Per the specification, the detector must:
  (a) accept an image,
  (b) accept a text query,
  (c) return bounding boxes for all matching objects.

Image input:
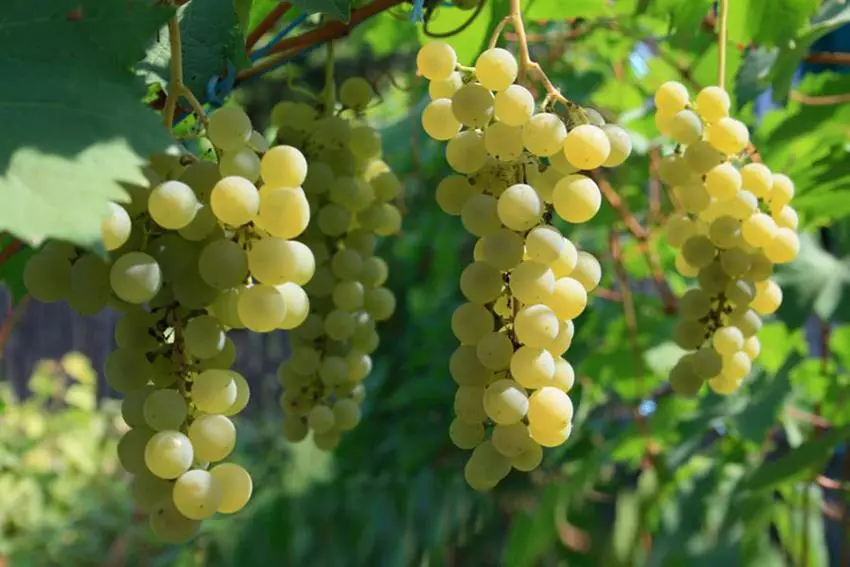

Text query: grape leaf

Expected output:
[774,233,850,328]
[741,424,850,492]
[234,0,254,34]
[0,0,174,247]
[140,0,252,99]
[734,47,777,107]
[524,0,612,19]
[290,0,351,22]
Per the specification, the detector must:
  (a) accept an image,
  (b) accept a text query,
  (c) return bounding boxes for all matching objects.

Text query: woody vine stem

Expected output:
[487,0,588,121]
[163,13,209,133]
[717,0,729,89]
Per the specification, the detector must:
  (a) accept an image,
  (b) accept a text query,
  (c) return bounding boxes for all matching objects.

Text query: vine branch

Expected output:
[0,239,24,267]
[238,0,406,83]
[246,2,292,50]
[717,0,729,89]
[590,172,677,314]
[163,15,208,132]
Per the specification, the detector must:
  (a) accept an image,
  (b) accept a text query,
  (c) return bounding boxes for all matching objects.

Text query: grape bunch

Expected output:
[22,105,317,542]
[417,41,622,490]
[654,82,800,396]
[270,81,401,450]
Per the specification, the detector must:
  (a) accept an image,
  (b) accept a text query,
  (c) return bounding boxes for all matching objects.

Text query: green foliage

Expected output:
[0,355,132,564]
[290,0,352,22]
[0,0,174,248]
[140,0,252,97]
[3,0,850,565]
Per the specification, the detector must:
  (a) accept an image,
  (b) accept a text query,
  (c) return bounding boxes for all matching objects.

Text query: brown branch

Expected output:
[246,2,291,50]
[648,149,663,225]
[790,91,850,106]
[0,296,29,360]
[609,232,642,369]
[239,0,406,82]
[590,172,678,314]
[805,51,850,66]
[0,239,23,266]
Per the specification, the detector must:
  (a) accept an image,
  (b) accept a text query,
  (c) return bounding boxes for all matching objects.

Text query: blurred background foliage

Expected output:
[2,0,850,565]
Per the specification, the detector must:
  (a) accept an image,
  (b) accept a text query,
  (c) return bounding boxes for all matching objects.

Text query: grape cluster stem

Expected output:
[163,15,209,133]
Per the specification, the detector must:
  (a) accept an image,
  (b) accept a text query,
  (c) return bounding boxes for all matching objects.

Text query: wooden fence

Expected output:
[0,291,290,413]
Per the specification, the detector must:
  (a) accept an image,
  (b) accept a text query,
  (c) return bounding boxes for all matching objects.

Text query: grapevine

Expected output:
[274,48,401,449]
[417,0,631,490]
[22,104,325,540]
[655,0,801,397]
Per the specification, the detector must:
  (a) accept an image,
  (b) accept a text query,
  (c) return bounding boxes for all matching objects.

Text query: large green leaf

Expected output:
[731,354,799,444]
[0,0,174,247]
[290,0,351,22]
[727,0,819,47]
[140,0,251,98]
[523,0,613,19]
[741,424,850,492]
[768,0,850,101]
[774,233,850,328]
[503,484,562,567]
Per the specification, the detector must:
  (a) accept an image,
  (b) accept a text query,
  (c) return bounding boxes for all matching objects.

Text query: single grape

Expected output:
[429,71,463,99]
[261,145,308,188]
[422,98,461,141]
[207,106,252,151]
[144,430,193,479]
[552,174,601,223]
[483,379,529,425]
[494,84,535,126]
[668,110,703,145]
[707,117,749,155]
[563,124,611,170]
[210,176,259,227]
[602,124,631,167]
[339,77,373,110]
[110,252,162,304]
[497,183,542,231]
[484,121,524,162]
[446,130,488,174]
[451,83,495,128]
[173,469,223,520]
[475,47,517,91]
[655,81,689,114]
[188,414,236,462]
[417,41,457,81]
[695,86,730,123]
[102,202,132,251]
[522,113,567,157]
[219,147,261,182]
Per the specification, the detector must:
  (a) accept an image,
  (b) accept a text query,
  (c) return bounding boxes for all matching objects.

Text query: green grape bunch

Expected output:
[270,79,401,452]
[417,41,621,490]
[654,81,799,396]
[22,105,319,543]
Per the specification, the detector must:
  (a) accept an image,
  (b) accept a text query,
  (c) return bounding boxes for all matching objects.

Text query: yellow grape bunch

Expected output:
[22,105,318,543]
[417,41,621,490]
[654,81,800,396]
[270,79,401,451]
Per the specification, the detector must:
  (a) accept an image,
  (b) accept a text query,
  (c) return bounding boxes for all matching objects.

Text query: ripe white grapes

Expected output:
[23,105,324,542]
[418,41,623,490]
[655,81,799,396]
[273,80,400,451]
